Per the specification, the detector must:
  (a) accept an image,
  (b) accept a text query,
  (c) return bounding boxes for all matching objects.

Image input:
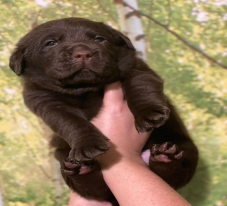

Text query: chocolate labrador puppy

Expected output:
[9,18,198,201]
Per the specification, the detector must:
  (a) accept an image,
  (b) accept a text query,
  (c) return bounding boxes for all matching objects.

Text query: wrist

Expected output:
[96,143,145,170]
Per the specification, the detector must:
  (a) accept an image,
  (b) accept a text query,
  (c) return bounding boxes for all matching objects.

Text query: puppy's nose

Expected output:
[73,47,93,61]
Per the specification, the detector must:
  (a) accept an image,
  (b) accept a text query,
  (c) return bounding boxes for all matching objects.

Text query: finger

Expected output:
[103,81,124,106]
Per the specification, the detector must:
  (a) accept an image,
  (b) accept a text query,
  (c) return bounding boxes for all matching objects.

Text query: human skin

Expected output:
[68,82,191,206]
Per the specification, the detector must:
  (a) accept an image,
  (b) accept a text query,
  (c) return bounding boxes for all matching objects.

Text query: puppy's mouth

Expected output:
[55,80,100,90]
[54,67,120,89]
[60,70,99,85]
[62,82,99,89]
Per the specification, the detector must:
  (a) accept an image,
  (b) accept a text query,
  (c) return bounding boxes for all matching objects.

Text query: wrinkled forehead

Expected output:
[25,18,113,43]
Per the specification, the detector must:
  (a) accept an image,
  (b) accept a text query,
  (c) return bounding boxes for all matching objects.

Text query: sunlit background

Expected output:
[0,0,227,205]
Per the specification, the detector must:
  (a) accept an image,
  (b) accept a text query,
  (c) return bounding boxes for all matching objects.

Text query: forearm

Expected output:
[101,155,191,206]
[92,82,191,205]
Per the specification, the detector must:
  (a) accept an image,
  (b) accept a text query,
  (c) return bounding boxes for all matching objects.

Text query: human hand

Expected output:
[69,82,191,206]
[68,191,112,206]
[68,82,150,206]
[91,82,151,166]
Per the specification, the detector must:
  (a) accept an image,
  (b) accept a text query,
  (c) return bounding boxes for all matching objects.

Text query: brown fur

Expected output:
[9,18,198,202]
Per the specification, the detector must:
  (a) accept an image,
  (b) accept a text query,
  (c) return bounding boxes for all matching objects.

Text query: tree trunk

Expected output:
[0,175,4,206]
[39,120,65,204]
[0,192,3,206]
[114,0,146,60]
[49,147,65,203]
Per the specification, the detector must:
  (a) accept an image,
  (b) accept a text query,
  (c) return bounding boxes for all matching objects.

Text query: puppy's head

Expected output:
[9,18,135,94]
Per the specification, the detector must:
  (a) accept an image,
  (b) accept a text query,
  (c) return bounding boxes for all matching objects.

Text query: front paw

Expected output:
[135,106,170,132]
[62,159,96,176]
[69,135,110,162]
[151,142,184,163]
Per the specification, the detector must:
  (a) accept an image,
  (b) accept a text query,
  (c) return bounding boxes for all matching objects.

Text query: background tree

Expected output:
[114,0,146,60]
[0,0,227,206]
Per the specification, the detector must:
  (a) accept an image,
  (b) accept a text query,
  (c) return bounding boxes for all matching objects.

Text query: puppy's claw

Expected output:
[165,144,177,154]
[79,166,93,175]
[175,151,184,160]
[135,107,170,132]
[150,142,184,163]
[69,135,110,162]
[63,159,95,176]
[64,161,80,169]
[151,144,159,154]
[159,142,168,152]
[62,169,75,176]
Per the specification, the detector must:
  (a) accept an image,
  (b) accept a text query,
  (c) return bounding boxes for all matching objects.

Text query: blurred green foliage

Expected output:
[0,0,227,205]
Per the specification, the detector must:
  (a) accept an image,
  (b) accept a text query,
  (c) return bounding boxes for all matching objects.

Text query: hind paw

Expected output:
[151,142,184,163]
[62,159,95,175]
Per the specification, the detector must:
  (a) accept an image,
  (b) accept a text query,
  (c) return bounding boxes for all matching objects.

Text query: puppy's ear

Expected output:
[115,29,135,50]
[104,25,135,50]
[9,48,26,76]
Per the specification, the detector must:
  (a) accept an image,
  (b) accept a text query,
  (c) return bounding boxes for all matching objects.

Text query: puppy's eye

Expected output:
[44,40,58,47]
[94,36,106,43]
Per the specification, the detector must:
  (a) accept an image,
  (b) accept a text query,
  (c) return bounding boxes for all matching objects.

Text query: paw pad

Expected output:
[62,159,95,175]
[151,142,184,163]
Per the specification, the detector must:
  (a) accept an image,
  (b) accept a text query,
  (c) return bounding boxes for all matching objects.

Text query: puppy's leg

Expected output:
[52,118,110,163]
[24,89,109,162]
[144,102,198,189]
[122,67,169,132]
[146,140,198,189]
[51,134,96,175]
[52,135,112,199]
[55,148,112,199]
